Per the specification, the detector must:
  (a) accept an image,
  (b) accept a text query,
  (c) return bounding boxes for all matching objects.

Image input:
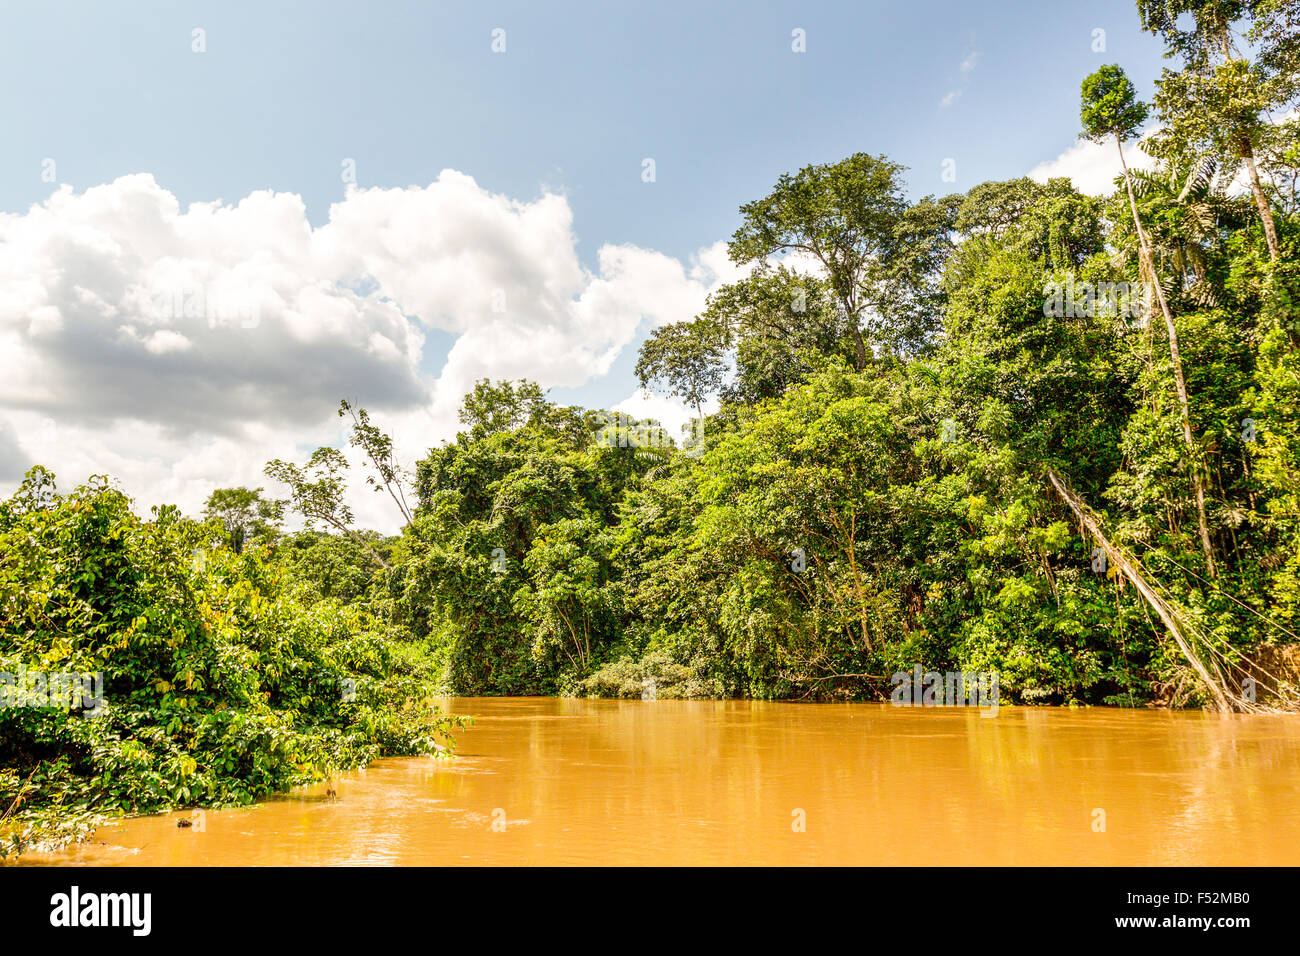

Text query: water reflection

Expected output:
[17,699,1300,866]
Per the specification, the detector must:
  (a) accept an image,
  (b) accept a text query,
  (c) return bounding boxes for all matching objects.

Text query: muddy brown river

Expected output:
[17,697,1300,865]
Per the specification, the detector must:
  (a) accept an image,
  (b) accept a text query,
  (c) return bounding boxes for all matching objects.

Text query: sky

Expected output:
[0,0,1174,531]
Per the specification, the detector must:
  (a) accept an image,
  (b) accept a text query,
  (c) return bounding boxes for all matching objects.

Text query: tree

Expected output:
[403,387,647,694]
[869,193,961,351]
[514,516,624,674]
[202,486,281,554]
[728,153,945,367]
[1138,0,1286,260]
[700,267,852,404]
[955,177,1104,270]
[264,448,390,570]
[1082,63,1217,576]
[0,471,459,857]
[634,317,727,422]
[339,400,414,528]
[458,379,549,441]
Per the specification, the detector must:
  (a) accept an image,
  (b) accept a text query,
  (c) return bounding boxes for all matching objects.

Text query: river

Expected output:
[17,697,1300,865]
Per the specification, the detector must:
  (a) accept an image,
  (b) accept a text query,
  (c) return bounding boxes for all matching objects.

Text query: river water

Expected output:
[18,697,1300,865]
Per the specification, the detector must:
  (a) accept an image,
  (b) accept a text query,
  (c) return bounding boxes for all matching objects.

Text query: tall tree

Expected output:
[729,153,949,367]
[264,448,390,570]
[634,317,727,422]
[1081,63,1217,576]
[339,400,414,528]
[1138,0,1287,260]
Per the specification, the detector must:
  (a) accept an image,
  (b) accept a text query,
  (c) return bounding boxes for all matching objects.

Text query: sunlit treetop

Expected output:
[1080,64,1150,144]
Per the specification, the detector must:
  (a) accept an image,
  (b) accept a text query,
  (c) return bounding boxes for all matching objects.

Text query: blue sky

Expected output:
[1,0,1168,256]
[0,1,1174,525]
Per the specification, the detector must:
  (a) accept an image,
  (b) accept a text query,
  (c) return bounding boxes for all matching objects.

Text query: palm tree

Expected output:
[1136,0,1282,262]
[1127,154,1240,307]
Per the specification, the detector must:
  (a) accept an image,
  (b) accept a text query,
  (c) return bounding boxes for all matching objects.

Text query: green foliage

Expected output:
[955,177,1105,271]
[579,650,721,699]
[265,446,390,570]
[458,378,552,441]
[10,4,1300,861]
[202,486,282,555]
[0,471,459,857]
[398,394,647,693]
[728,152,956,359]
[702,267,854,404]
[1081,64,1150,144]
[635,318,727,419]
[388,120,1299,708]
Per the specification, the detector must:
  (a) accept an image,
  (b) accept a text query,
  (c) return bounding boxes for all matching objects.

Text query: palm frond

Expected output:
[1130,169,1165,198]
[1177,157,1217,203]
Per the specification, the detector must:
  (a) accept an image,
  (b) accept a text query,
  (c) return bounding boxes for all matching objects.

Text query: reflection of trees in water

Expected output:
[56,701,1299,865]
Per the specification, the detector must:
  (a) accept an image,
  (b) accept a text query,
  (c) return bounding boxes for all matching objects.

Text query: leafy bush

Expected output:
[580,650,721,699]
[0,469,460,858]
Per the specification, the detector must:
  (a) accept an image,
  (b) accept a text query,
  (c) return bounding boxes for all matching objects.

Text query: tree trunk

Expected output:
[1047,470,1233,712]
[1219,30,1280,262]
[840,284,868,371]
[1116,135,1217,578]
[851,325,867,371]
[1242,146,1281,262]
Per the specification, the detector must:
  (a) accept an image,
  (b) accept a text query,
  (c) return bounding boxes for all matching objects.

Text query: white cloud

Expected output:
[1029,132,1158,196]
[1031,110,1299,198]
[612,390,718,442]
[0,174,428,435]
[130,328,193,355]
[0,172,737,531]
[941,49,979,108]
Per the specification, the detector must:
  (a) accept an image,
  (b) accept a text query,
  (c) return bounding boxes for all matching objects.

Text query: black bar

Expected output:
[0,866,1278,942]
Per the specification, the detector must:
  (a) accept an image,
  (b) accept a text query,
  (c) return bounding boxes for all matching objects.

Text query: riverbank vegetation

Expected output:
[3,0,1300,856]
[0,468,461,857]
[388,0,1300,710]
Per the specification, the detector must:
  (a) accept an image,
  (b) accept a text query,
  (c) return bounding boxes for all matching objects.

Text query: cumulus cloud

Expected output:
[0,172,736,530]
[0,175,428,436]
[1029,132,1158,196]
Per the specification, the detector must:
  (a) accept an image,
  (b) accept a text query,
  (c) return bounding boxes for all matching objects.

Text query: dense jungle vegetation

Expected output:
[4,0,1300,854]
